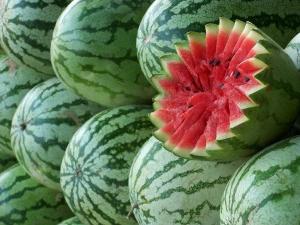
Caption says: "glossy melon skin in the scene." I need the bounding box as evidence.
[60,105,154,225]
[129,137,248,225]
[51,0,155,107]
[11,78,103,190]
[220,136,300,225]
[285,33,300,71]
[0,0,71,75]
[0,165,73,225]
[138,0,300,82]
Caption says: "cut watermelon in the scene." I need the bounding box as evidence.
[150,18,300,160]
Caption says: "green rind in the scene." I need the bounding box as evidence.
[0,0,71,75]
[220,136,300,225]
[51,0,155,107]
[0,55,49,156]
[0,152,16,173]
[0,165,73,225]
[60,105,154,225]
[138,0,300,81]
[11,78,103,190]
[58,217,83,225]
[128,137,248,225]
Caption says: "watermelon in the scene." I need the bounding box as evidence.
[0,165,73,225]
[150,18,300,160]
[138,0,300,81]
[51,0,155,107]
[128,137,248,225]
[0,152,16,173]
[285,33,300,71]
[11,78,103,190]
[60,105,154,225]
[220,136,300,225]
[58,217,83,225]
[0,0,71,75]
[0,54,49,156]
[284,34,300,134]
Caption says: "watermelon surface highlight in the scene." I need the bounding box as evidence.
[150,18,300,160]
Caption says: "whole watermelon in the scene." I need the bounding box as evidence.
[0,54,48,156]
[220,136,300,225]
[129,137,248,225]
[60,105,154,225]
[138,0,300,81]
[0,0,71,75]
[58,217,83,225]
[0,165,73,225]
[51,0,155,107]
[11,78,103,190]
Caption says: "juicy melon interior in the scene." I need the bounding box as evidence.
[150,18,267,157]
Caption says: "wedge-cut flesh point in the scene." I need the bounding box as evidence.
[150,18,300,160]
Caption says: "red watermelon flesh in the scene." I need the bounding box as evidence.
[150,18,267,158]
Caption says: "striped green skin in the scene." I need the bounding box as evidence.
[0,152,16,173]
[128,137,248,225]
[285,33,300,71]
[60,105,154,225]
[0,55,49,156]
[0,165,73,225]
[0,0,71,76]
[11,78,103,191]
[220,136,300,225]
[51,0,155,107]
[58,217,83,225]
[137,0,300,81]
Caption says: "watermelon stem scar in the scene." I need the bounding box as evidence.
[150,17,300,160]
[20,123,27,131]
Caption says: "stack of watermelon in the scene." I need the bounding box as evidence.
[0,0,300,224]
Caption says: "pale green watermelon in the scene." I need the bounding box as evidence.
[0,54,48,156]
[0,165,73,225]
[220,136,300,225]
[11,78,103,190]
[0,0,71,75]
[60,105,154,225]
[51,0,155,106]
[129,137,248,225]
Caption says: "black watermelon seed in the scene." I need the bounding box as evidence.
[209,58,221,67]
[244,77,250,82]
[233,70,241,78]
